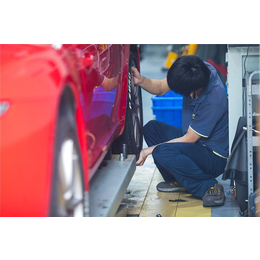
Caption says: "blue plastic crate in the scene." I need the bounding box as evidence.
[151,91,183,128]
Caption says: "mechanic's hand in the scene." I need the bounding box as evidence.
[131,67,143,85]
[136,146,154,166]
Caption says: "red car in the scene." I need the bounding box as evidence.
[0,44,143,217]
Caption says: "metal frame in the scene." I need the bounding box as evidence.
[227,45,259,152]
[245,71,260,216]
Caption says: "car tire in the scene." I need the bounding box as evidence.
[113,52,143,159]
[50,112,85,217]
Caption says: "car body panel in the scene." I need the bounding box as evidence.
[0,44,132,216]
[79,44,129,179]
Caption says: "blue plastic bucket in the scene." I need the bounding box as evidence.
[151,91,183,128]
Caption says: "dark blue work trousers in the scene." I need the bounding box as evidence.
[143,120,227,198]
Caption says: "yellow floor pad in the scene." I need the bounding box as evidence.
[139,168,179,217]
[130,166,211,217]
[123,156,156,215]
[175,193,211,217]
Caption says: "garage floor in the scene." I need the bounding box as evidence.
[122,45,241,217]
[123,155,240,217]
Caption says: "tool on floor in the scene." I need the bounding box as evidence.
[169,199,187,202]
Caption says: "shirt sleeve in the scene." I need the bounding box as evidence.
[189,102,224,138]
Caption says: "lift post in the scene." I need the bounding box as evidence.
[89,154,136,217]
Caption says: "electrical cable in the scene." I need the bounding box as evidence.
[244,44,251,79]
[243,45,251,115]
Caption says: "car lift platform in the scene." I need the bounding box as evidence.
[89,154,136,217]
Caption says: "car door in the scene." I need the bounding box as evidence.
[76,44,125,178]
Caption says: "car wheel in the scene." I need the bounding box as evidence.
[50,113,85,217]
[113,52,143,159]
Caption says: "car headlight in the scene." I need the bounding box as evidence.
[0,102,10,116]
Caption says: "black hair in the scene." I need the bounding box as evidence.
[166,55,211,96]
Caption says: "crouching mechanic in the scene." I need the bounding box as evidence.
[132,55,228,207]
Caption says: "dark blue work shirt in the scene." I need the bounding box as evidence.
[182,62,229,159]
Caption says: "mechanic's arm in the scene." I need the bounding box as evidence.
[132,67,170,95]
[136,127,201,166]
[101,75,118,91]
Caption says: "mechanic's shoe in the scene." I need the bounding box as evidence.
[156,181,186,192]
[202,182,225,207]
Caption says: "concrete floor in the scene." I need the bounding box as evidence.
[123,45,241,217]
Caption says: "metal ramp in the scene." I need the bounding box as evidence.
[89,155,136,217]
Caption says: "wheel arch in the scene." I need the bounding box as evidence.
[55,84,89,189]
[57,86,75,120]
[49,84,89,216]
